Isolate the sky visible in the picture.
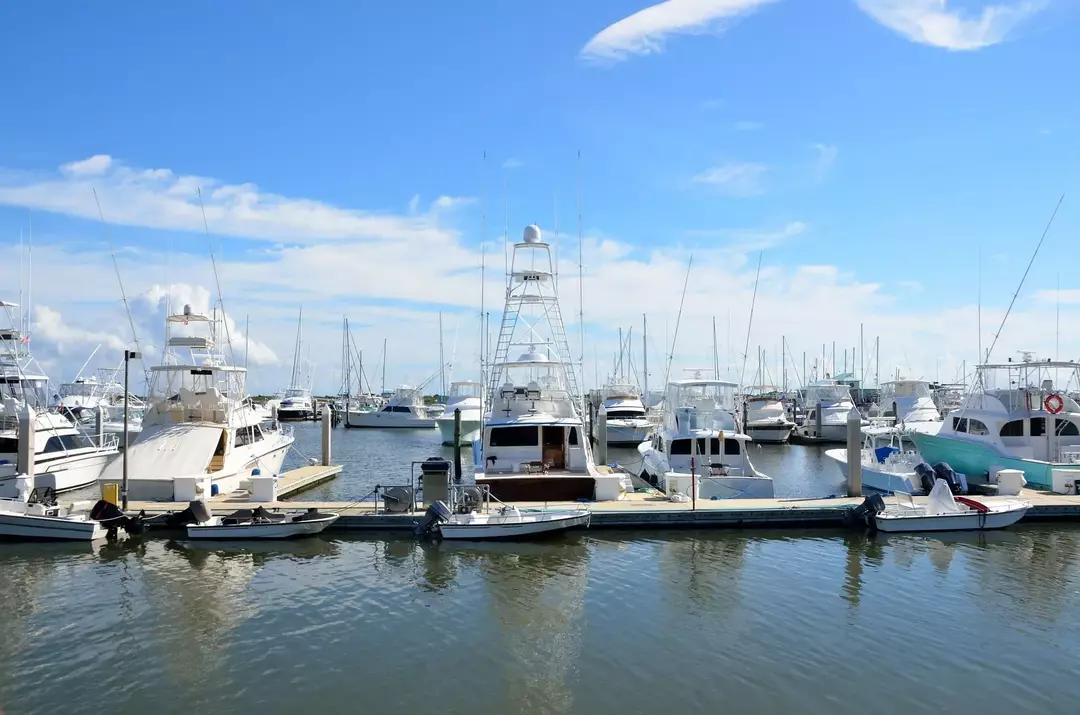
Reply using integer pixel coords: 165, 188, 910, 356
0, 0, 1078, 397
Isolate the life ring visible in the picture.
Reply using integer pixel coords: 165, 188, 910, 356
1045, 394, 1064, 414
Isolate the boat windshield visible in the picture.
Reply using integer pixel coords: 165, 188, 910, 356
0, 377, 49, 409
450, 382, 482, 399
807, 384, 850, 404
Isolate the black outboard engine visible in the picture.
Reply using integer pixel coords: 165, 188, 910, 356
847, 493, 886, 528
164, 499, 213, 528
90, 500, 147, 539
932, 462, 962, 494
914, 462, 936, 494
414, 500, 451, 538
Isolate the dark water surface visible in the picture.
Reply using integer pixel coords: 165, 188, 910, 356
3, 527, 1080, 714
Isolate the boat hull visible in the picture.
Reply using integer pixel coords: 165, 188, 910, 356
745, 424, 795, 444
276, 408, 314, 421
437, 417, 482, 445
0, 450, 113, 497
187, 514, 338, 540
345, 412, 436, 429
910, 432, 1071, 490
0, 511, 105, 541
605, 421, 651, 446
825, 448, 923, 494
874, 503, 1029, 533
439, 511, 590, 540
792, 422, 848, 444
476, 475, 596, 502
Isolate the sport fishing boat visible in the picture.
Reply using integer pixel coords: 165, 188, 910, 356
98, 304, 294, 502
596, 382, 651, 446
742, 390, 795, 444
474, 225, 624, 502
345, 386, 437, 428
909, 356, 1080, 492
276, 310, 315, 421
638, 378, 774, 499
436, 380, 484, 445
793, 379, 861, 443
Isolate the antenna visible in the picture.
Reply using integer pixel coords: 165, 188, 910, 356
245, 314, 250, 371
577, 150, 585, 409
739, 252, 763, 390
662, 254, 693, 390
93, 190, 146, 383
196, 187, 234, 363
26, 212, 32, 338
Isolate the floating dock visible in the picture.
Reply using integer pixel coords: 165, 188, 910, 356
126, 488, 1080, 533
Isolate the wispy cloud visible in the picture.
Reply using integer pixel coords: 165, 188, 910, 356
0, 155, 457, 245
854, 0, 1046, 50
813, 143, 838, 181
734, 120, 764, 131
1034, 289, 1080, 305
692, 162, 769, 196
502, 158, 524, 169
580, 0, 779, 63
689, 220, 807, 252
897, 280, 925, 292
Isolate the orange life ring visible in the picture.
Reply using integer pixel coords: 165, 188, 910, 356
1045, 394, 1064, 414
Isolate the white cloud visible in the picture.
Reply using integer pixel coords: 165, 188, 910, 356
60, 154, 112, 176
431, 195, 475, 210
0, 155, 456, 245
407, 194, 420, 215
854, 0, 1046, 50
897, 280, 925, 292
813, 143, 838, 180
31, 305, 128, 355
688, 221, 806, 254
692, 162, 769, 196
503, 158, 525, 169
1034, 289, 1080, 305
580, 0, 779, 63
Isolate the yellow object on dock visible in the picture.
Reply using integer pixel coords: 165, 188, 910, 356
102, 483, 119, 505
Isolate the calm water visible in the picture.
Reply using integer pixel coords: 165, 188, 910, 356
9, 427, 1079, 714
283, 421, 847, 501
3, 528, 1080, 714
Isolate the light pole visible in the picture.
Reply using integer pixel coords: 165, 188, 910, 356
122, 349, 141, 510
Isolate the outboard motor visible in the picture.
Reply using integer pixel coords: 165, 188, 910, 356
847, 493, 886, 528
164, 499, 213, 528
414, 500, 451, 538
914, 462, 936, 494
932, 462, 962, 494
90, 500, 148, 539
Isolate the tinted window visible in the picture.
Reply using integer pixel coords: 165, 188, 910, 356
967, 419, 990, 436
490, 426, 538, 447
669, 439, 691, 455
607, 410, 643, 419
696, 438, 707, 455
710, 438, 721, 454
394, 406, 412, 413
724, 438, 741, 455
1031, 417, 1046, 437
953, 417, 967, 433
1000, 420, 1024, 437
381, 406, 393, 412
0, 437, 18, 453
1056, 419, 1079, 436
43, 436, 64, 453
568, 427, 578, 446
60, 434, 94, 450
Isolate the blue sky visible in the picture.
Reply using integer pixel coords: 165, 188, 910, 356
0, 0, 1078, 394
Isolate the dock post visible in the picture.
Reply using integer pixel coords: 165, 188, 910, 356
322, 404, 332, 466
846, 410, 862, 497
815, 405, 823, 440
17, 404, 35, 484
453, 408, 462, 482
95, 405, 105, 448
596, 405, 608, 466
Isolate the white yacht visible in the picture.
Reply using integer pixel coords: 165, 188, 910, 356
436, 380, 484, 445
345, 386, 436, 428
596, 383, 651, 446
908, 356, 1080, 493
742, 391, 795, 444
793, 379, 860, 443
0, 303, 119, 497
98, 304, 294, 502
474, 225, 623, 502
276, 310, 315, 421
57, 365, 145, 446
638, 379, 774, 499
868, 379, 943, 431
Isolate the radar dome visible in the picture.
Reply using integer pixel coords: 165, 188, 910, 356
522, 224, 542, 244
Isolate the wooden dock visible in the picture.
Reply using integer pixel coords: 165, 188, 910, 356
127, 488, 1080, 533
274, 464, 342, 498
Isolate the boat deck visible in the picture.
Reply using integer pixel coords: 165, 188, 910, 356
125, 487, 1080, 532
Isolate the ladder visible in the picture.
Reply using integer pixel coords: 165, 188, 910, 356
486, 305, 519, 403
546, 297, 580, 401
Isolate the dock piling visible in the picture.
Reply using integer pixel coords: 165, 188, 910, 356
322, 404, 332, 466
453, 408, 462, 482
596, 405, 608, 465
95, 405, 104, 448
846, 410, 862, 497
17, 404, 34, 482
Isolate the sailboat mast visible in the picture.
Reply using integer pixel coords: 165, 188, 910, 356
381, 337, 387, 395
712, 316, 718, 379
245, 314, 250, 372
439, 311, 445, 398
642, 314, 648, 408
577, 150, 586, 414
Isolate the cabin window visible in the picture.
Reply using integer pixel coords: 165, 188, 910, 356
235, 426, 264, 446
952, 417, 966, 432
1057, 419, 1080, 436
1000, 420, 1024, 437
43, 436, 65, 453
490, 426, 538, 447
1031, 417, 1046, 437
394, 406, 411, 413
669, 439, 691, 455
696, 438, 707, 455
568, 427, 579, 446
609, 408, 639, 421
381, 406, 392, 412
0, 437, 18, 453
710, 438, 721, 454
724, 438, 741, 455
807, 410, 816, 421
967, 419, 990, 436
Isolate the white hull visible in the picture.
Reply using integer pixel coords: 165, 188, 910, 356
662, 473, 776, 499
439, 510, 590, 540
187, 514, 338, 540
874, 502, 1029, 532
794, 422, 849, 443
346, 412, 435, 428
606, 421, 651, 446
826, 448, 923, 495
437, 417, 482, 445
0, 509, 104, 541
0, 451, 113, 497
745, 424, 794, 443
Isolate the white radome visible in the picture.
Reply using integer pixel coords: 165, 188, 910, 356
523, 224, 542, 244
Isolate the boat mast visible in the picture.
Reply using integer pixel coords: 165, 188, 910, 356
642, 314, 648, 408
381, 337, 387, 395
577, 150, 586, 415
244, 314, 250, 371
439, 310, 445, 398
712, 316, 718, 379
